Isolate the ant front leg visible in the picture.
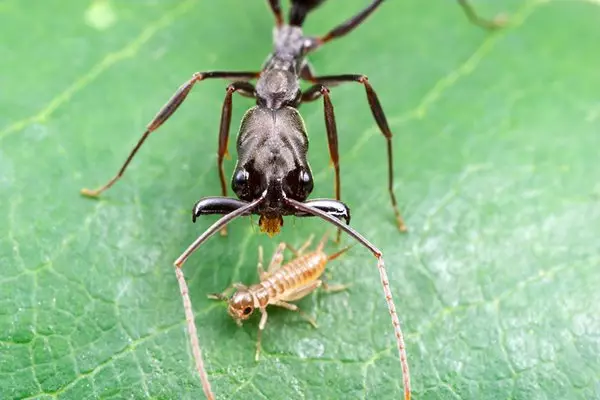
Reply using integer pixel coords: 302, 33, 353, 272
217, 81, 256, 235
288, 0, 327, 27
301, 85, 344, 242
81, 71, 259, 198
266, 0, 284, 27
302, 75, 407, 232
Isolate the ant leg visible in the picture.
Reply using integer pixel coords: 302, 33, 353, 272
299, 61, 316, 82
217, 81, 256, 235
303, 75, 407, 232
274, 300, 318, 328
305, 0, 384, 52
80, 71, 260, 198
256, 308, 269, 361
289, 0, 327, 27
284, 198, 411, 400
457, 0, 507, 30
266, 0, 284, 27
303, 86, 343, 241
300, 84, 323, 102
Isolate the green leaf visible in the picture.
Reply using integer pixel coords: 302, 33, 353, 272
1, 0, 599, 399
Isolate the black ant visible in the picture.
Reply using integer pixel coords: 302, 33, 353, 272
81, 1, 504, 399
81, 0, 503, 237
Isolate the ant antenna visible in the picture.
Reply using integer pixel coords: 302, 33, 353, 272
174, 266, 215, 400
285, 197, 411, 400
175, 192, 267, 268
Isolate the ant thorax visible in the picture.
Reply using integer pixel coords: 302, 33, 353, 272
271, 25, 305, 64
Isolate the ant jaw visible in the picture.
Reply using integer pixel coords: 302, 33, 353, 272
192, 197, 250, 222
259, 215, 284, 237
291, 199, 351, 225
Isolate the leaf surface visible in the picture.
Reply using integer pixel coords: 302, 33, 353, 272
1, 0, 599, 399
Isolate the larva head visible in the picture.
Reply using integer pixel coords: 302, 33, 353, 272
227, 290, 256, 324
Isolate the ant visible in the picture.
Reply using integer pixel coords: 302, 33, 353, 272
80, 0, 504, 236
81, 1, 504, 399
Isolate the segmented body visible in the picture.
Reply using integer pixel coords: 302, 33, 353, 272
252, 250, 327, 308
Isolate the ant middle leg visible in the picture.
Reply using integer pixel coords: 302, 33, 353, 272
304, 0, 384, 52
302, 75, 407, 232
81, 71, 259, 198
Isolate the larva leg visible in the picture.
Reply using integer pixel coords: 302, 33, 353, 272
255, 308, 269, 361
274, 300, 318, 328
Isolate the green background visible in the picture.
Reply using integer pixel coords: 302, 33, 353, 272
1, 0, 599, 399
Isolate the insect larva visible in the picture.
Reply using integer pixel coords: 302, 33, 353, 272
209, 234, 351, 361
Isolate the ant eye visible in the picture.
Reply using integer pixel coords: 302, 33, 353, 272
234, 169, 249, 187
243, 307, 253, 315
299, 169, 313, 193
284, 167, 313, 201
232, 168, 250, 198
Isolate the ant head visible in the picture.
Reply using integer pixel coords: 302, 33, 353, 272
232, 162, 313, 206
227, 289, 255, 323
232, 106, 313, 235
